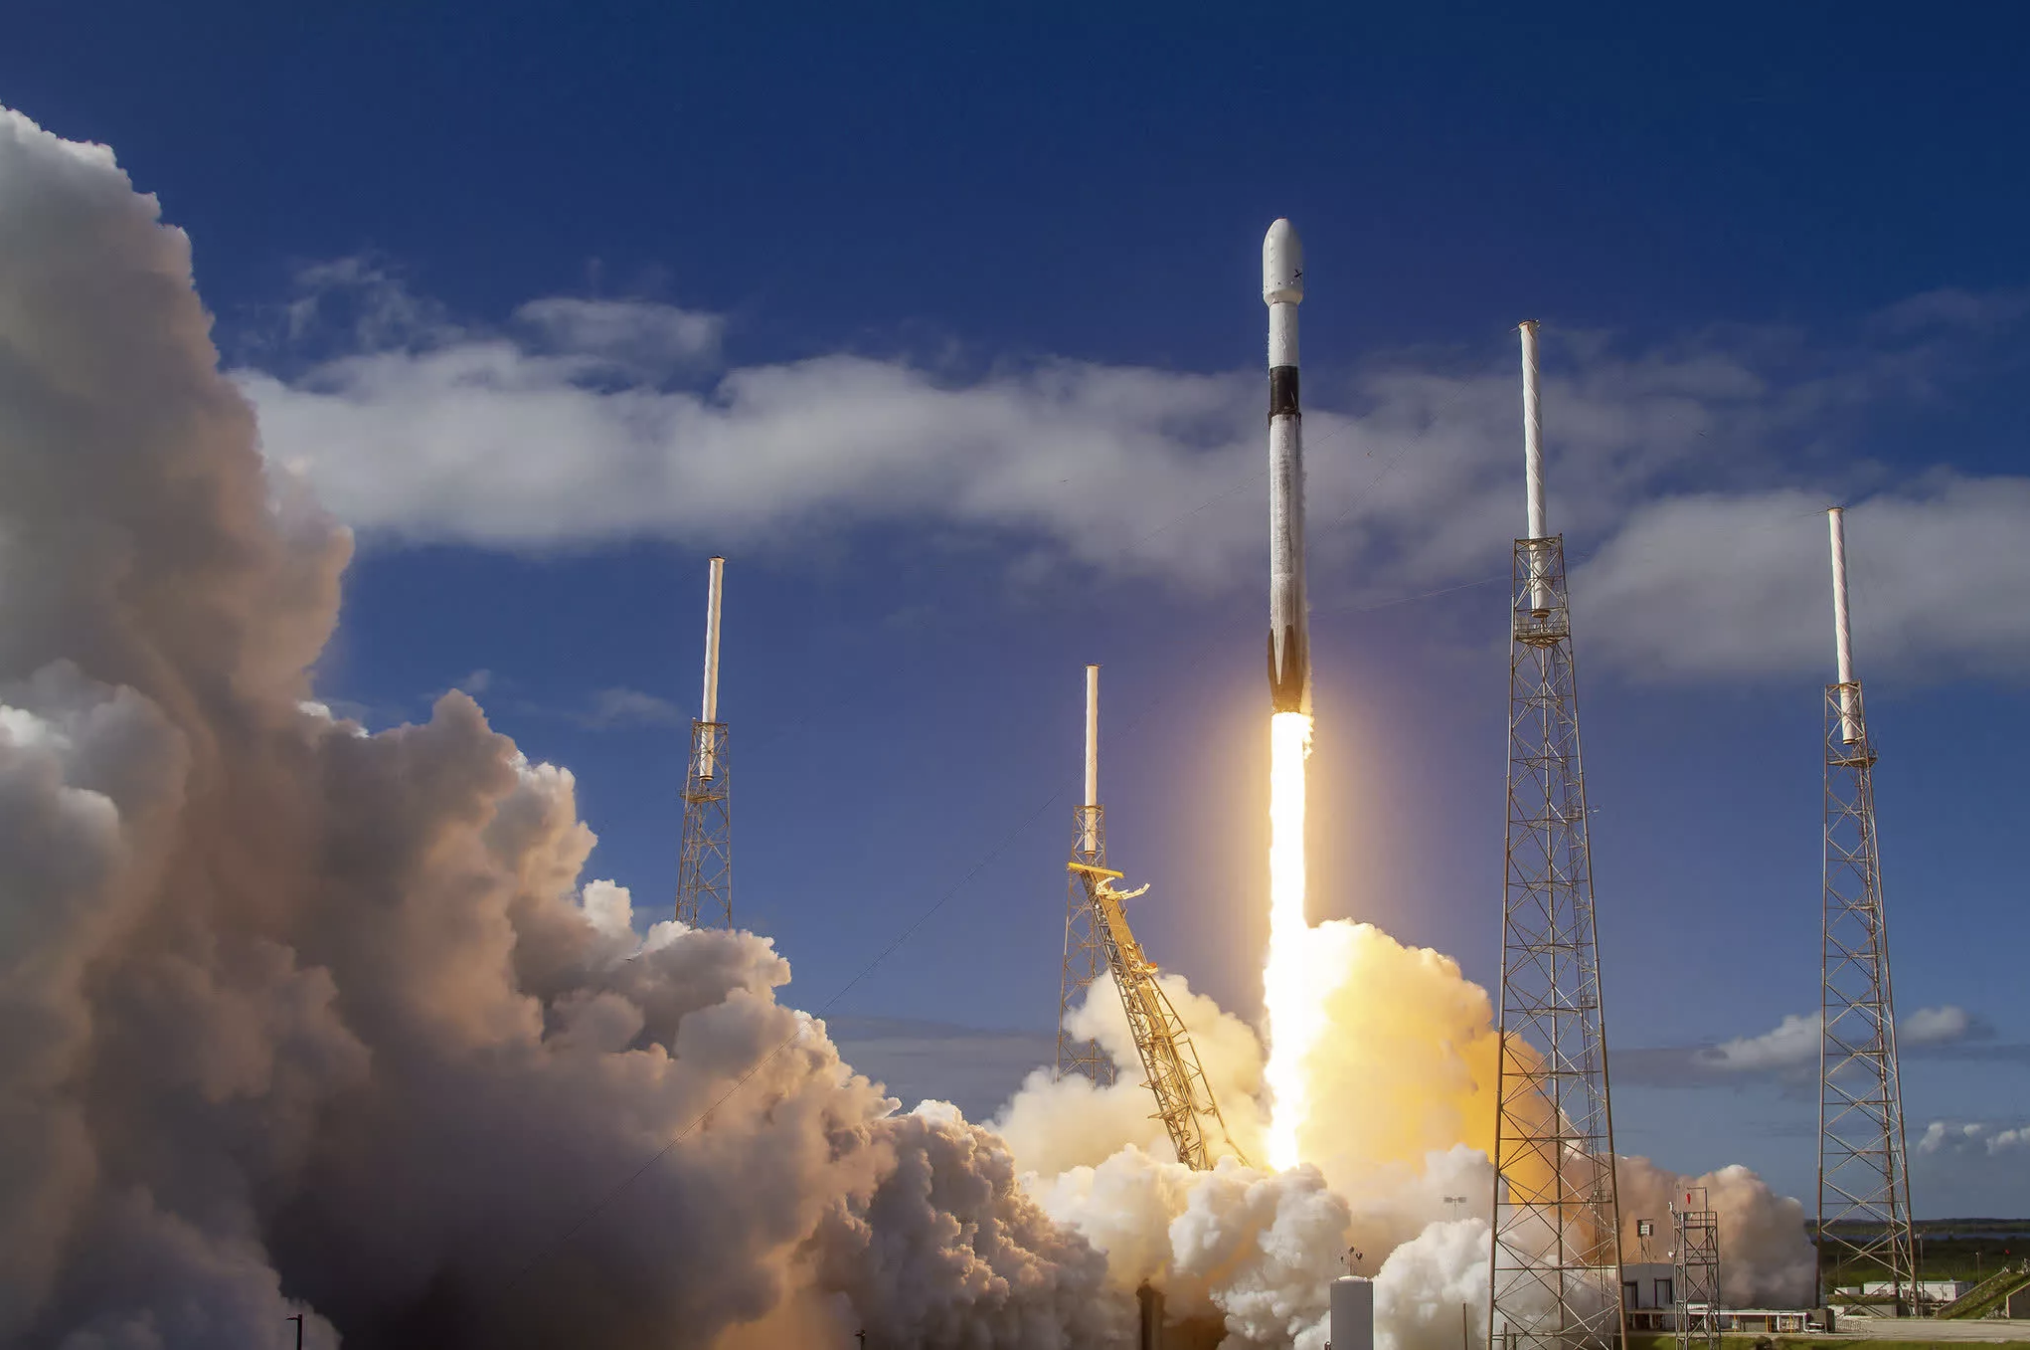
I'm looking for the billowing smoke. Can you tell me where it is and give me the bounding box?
[993,970,1270,1177]
[989,927,1506,1347]
[990,924,1817,1346]
[0,108,1125,1349]
[0,103,1818,1350]
[1616,1158,1816,1308]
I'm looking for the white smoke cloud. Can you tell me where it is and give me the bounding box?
[0,105,1126,1350]
[1615,1159,1816,1308]
[994,968,1268,1177]
[1036,1152,1349,1350]
[1374,1218,1490,1350]
[236,259,2030,681]
[996,923,1822,1342]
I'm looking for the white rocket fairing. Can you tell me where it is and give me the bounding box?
[1264,219,1309,714]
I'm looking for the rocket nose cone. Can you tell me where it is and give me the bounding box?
[1263,219,1304,305]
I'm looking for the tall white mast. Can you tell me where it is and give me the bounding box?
[1827,510,1860,744]
[698,556,725,778]
[1520,321,1550,613]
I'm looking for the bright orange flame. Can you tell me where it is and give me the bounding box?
[1263,710,1321,1169]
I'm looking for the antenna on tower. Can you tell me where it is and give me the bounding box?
[1815,507,1917,1312]
[1488,321,1627,1350]
[1056,664,1115,1084]
[674,557,732,928]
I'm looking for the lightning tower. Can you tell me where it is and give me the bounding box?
[1057,664,1115,1083]
[1815,507,1917,1310]
[1488,321,1626,1350]
[674,556,732,928]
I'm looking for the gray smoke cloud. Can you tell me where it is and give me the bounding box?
[0,107,1127,1349]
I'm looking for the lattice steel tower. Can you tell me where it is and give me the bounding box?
[1057,664,1116,1083]
[1671,1187,1721,1350]
[674,556,732,928]
[1489,322,1625,1350]
[1815,507,1916,1309]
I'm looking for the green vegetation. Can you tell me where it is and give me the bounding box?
[1816,1221,2029,1290]
[1629,1339,2030,1350]
[1939,1263,2030,1321]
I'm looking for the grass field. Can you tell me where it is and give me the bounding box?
[1818,1222,2030,1289]
[1632,1331,2030,1339]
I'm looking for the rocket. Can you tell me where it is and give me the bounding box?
[1264,219,1309,715]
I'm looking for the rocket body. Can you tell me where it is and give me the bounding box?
[1264,219,1310,715]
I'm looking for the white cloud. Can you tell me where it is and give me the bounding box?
[1574,481,2030,681]
[1696,1012,1823,1073]
[281,256,455,352]
[575,686,686,730]
[1901,1004,1977,1046]
[513,297,722,373]
[1911,1119,2030,1215]
[1695,1005,1979,1074]
[237,273,2030,681]
[1917,1119,2030,1156]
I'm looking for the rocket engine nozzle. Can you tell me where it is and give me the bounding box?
[1267,625,1308,714]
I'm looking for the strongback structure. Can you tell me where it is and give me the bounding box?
[1057,665,1115,1084]
[1069,860,1244,1170]
[1052,665,1243,1169]
[674,557,732,929]
[1815,508,1917,1309]
[1671,1188,1721,1350]
[1489,322,1625,1350]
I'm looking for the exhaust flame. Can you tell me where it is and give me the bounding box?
[1264,710,1322,1169]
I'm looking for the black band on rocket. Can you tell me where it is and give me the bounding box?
[1269,366,1300,419]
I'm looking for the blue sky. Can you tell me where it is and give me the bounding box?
[6,6,2027,1212]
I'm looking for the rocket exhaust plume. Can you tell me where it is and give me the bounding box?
[1260,218,1321,1170]
[1264,708,1318,1169]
